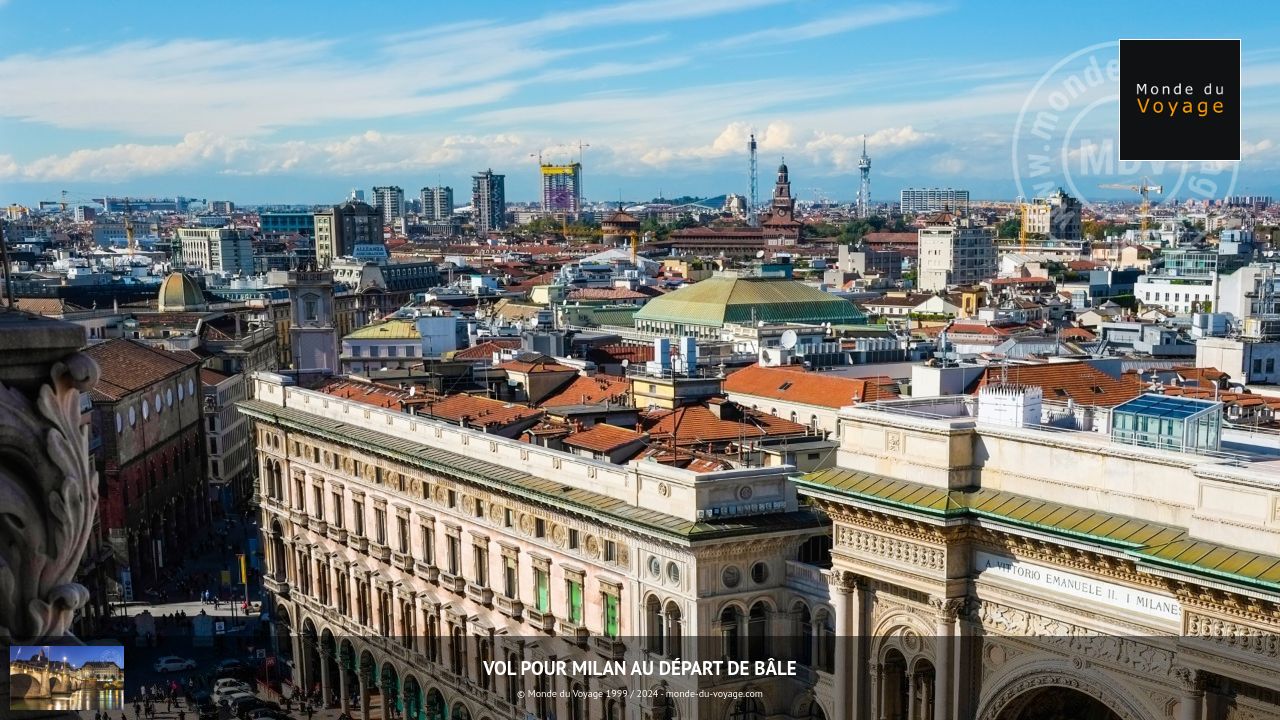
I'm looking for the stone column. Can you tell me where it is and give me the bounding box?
[869,661,884,720]
[339,660,350,715]
[825,570,854,720]
[930,597,961,720]
[906,671,919,720]
[319,646,331,709]
[1176,667,1204,720]
[358,671,370,720]
[290,623,306,695]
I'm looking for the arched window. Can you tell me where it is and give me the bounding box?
[652,687,676,720]
[729,698,762,720]
[748,602,768,661]
[793,603,812,667]
[646,596,664,654]
[815,610,835,673]
[569,683,585,720]
[790,411,798,423]
[719,606,742,662]
[664,601,683,659]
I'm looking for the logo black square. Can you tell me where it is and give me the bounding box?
[1120,39,1240,161]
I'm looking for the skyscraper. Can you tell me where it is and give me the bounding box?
[472,170,507,234]
[372,186,404,226]
[421,186,454,221]
[540,162,581,215]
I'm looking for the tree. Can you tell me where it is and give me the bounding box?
[996,218,1021,239]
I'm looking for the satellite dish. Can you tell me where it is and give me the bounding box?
[780,329,799,349]
[621,359,630,368]
[756,250,766,259]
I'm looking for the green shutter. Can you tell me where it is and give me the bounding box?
[569,581,583,624]
[605,594,619,638]
[536,570,550,612]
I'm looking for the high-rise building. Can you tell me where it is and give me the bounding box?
[313,200,383,267]
[540,163,582,215]
[1022,188,1082,243]
[208,200,235,214]
[176,226,254,275]
[917,214,997,291]
[421,186,454,221]
[899,188,970,214]
[372,186,405,225]
[472,169,507,234]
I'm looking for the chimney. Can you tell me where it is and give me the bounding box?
[977,384,1042,428]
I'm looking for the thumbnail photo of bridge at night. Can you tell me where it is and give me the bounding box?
[9,645,125,711]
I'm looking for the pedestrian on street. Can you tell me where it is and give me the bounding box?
[307,703,315,720]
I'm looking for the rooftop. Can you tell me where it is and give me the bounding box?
[83,338,201,401]
[722,364,899,409]
[344,318,421,341]
[633,274,866,328]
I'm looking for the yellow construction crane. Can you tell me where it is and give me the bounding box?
[1099,177,1162,241]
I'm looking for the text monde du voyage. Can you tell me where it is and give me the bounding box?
[1134,82,1228,118]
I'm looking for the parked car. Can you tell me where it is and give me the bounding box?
[214,678,251,693]
[247,709,291,720]
[154,656,197,673]
[233,697,279,720]
[214,688,255,706]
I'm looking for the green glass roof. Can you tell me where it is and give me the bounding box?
[240,400,822,543]
[634,275,866,328]
[799,467,1280,594]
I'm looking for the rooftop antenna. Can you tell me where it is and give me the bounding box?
[748,132,759,227]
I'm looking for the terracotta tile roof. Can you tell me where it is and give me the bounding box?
[83,338,201,401]
[967,361,1143,407]
[539,374,633,407]
[640,404,810,445]
[563,423,648,454]
[320,379,411,409]
[1068,260,1102,271]
[723,364,899,408]
[452,339,522,361]
[497,356,576,374]
[415,393,543,428]
[1058,327,1097,341]
[585,343,655,367]
[863,293,932,308]
[1169,366,1229,388]
[200,368,230,387]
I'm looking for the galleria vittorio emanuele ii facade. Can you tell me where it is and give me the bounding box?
[244,373,1280,720]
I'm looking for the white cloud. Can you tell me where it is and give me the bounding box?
[0,0,777,139]
[712,3,948,49]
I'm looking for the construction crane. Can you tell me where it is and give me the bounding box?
[1099,177,1162,241]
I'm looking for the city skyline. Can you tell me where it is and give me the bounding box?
[1,0,1278,205]
[8,645,124,668]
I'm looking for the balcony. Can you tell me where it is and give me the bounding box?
[350,535,369,553]
[370,542,392,563]
[416,562,439,583]
[785,560,830,598]
[439,571,466,595]
[558,619,589,646]
[466,583,494,606]
[394,552,415,573]
[289,508,307,525]
[308,518,328,534]
[495,595,523,620]
[593,636,625,661]
[327,526,348,543]
[525,608,556,633]
[263,572,290,597]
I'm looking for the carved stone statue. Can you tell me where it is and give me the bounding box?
[0,310,100,642]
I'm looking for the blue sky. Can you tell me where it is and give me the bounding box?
[0,0,1278,206]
